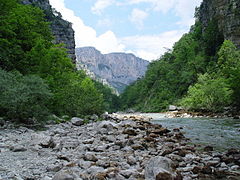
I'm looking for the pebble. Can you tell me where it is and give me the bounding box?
[0,114,239,179]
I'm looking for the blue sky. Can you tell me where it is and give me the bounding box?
[49,0,202,61]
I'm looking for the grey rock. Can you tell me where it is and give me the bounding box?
[84,152,98,162]
[98,121,118,130]
[78,160,92,169]
[145,156,175,180]
[71,117,84,126]
[87,166,104,175]
[39,136,56,148]
[52,171,74,180]
[231,165,239,171]
[96,160,110,168]
[41,176,52,180]
[119,170,133,178]
[169,105,177,111]
[46,164,63,172]
[199,0,240,49]
[127,155,137,165]
[11,145,27,152]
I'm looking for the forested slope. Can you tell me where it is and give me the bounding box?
[120,1,240,113]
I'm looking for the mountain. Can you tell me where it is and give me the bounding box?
[21,0,76,63]
[76,47,149,93]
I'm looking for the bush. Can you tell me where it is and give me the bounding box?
[0,69,52,123]
[180,73,232,112]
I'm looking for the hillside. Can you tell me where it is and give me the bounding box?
[120,0,240,113]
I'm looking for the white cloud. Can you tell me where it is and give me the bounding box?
[97,18,112,27]
[49,0,124,54]
[120,30,186,60]
[174,0,202,27]
[129,8,148,29]
[126,0,202,27]
[91,0,114,15]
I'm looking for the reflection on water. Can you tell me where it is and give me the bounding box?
[141,113,240,151]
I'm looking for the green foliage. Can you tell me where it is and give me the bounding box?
[0,0,106,124]
[56,76,104,116]
[217,40,240,107]
[0,68,52,123]
[120,25,207,112]
[180,73,232,112]
[0,0,53,72]
[94,81,120,113]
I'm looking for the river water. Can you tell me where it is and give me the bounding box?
[134,113,240,151]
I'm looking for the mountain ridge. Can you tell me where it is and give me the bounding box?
[76,47,149,93]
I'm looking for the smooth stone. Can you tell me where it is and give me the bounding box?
[145,156,175,180]
[71,117,84,126]
[84,152,98,162]
[11,145,27,152]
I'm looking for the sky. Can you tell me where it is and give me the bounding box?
[49,0,202,61]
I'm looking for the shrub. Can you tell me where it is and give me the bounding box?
[180,73,232,112]
[0,69,52,123]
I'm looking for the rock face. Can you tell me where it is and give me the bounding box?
[199,0,240,48]
[76,47,149,93]
[21,0,76,63]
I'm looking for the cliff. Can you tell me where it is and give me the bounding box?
[21,0,76,63]
[76,47,149,93]
[199,0,240,48]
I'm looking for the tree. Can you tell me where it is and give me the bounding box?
[217,40,240,107]
[0,0,53,72]
[180,73,232,112]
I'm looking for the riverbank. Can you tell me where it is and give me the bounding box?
[0,114,240,179]
[164,110,240,119]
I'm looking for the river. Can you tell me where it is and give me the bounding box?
[129,113,240,151]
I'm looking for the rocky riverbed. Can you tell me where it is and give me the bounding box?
[0,114,240,180]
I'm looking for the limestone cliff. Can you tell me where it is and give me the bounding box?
[21,0,76,63]
[76,47,149,93]
[199,0,240,47]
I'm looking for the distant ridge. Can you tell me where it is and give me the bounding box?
[76,47,149,93]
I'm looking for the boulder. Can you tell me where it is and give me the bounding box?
[145,156,175,180]
[169,105,177,111]
[39,136,56,148]
[71,117,84,126]
[98,121,118,130]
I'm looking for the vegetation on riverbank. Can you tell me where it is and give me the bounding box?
[120,15,240,113]
[0,0,118,124]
